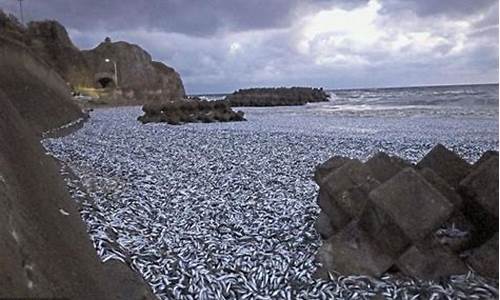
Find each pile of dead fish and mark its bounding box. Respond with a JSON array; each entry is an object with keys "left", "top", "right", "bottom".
[
  {"left": 42, "top": 107, "right": 498, "bottom": 300},
  {"left": 315, "top": 144, "right": 498, "bottom": 282}
]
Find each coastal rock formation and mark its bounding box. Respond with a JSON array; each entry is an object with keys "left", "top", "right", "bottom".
[
  {"left": 0, "top": 14, "right": 83, "bottom": 134},
  {"left": 0, "top": 11, "right": 157, "bottom": 299},
  {"left": 0, "top": 10, "right": 185, "bottom": 106},
  {"left": 78, "top": 38, "right": 185, "bottom": 104},
  {"left": 315, "top": 145, "right": 499, "bottom": 280},
  {"left": 225, "top": 87, "right": 329, "bottom": 107},
  {"left": 138, "top": 99, "right": 246, "bottom": 125}
]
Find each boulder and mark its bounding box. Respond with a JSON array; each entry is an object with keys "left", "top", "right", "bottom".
[
  {"left": 361, "top": 168, "right": 454, "bottom": 256},
  {"left": 417, "top": 144, "right": 472, "bottom": 188},
  {"left": 466, "top": 233, "right": 499, "bottom": 279},
  {"left": 317, "top": 222, "right": 394, "bottom": 277},
  {"left": 396, "top": 235, "right": 468, "bottom": 280},
  {"left": 365, "top": 152, "right": 412, "bottom": 183},
  {"left": 314, "top": 156, "right": 352, "bottom": 184}
]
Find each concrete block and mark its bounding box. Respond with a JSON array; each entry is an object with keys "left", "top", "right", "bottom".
[
  {"left": 317, "top": 190, "right": 351, "bottom": 232},
  {"left": 419, "top": 167, "right": 463, "bottom": 208},
  {"left": 417, "top": 144, "right": 472, "bottom": 188},
  {"left": 460, "top": 156, "right": 498, "bottom": 218},
  {"left": 358, "top": 200, "right": 410, "bottom": 258},
  {"left": 321, "top": 159, "right": 379, "bottom": 220},
  {"left": 316, "top": 221, "right": 394, "bottom": 277},
  {"left": 315, "top": 211, "right": 335, "bottom": 239},
  {"left": 366, "top": 152, "right": 412, "bottom": 183},
  {"left": 459, "top": 156, "right": 498, "bottom": 246},
  {"left": 314, "top": 156, "right": 352, "bottom": 185},
  {"left": 369, "top": 168, "right": 454, "bottom": 242},
  {"left": 435, "top": 210, "right": 474, "bottom": 253},
  {"left": 466, "top": 233, "right": 499, "bottom": 279},
  {"left": 396, "top": 235, "right": 468, "bottom": 280},
  {"left": 473, "top": 150, "right": 498, "bottom": 170}
]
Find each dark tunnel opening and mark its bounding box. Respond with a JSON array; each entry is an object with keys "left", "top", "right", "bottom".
[{"left": 97, "top": 77, "right": 115, "bottom": 88}]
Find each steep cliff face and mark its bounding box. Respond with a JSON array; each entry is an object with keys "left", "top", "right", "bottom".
[
  {"left": 80, "top": 39, "right": 185, "bottom": 103},
  {"left": 0, "top": 35, "right": 83, "bottom": 134},
  {"left": 0, "top": 11, "right": 84, "bottom": 134},
  {"left": 26, "top": 20, "right": 94, "bottom": 88}
]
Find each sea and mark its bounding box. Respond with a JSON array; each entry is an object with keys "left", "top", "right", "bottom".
[{"left": 195, "top": 83, "right": 499, "bottom": 118}]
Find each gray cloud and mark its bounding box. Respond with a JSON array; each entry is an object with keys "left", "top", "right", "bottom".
[
  {"left": 379, "top": 0, "right": 497, "bottom": 17},
  {"left": 0, "top": 0, "right": 364, "bottom": 36},
  {"left": 0, "top": 0, "right": 497, "bottom": 93}
]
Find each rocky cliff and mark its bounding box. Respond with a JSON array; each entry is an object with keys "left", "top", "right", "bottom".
[
  {"left": 0, "top": 11, "right": 157, "bottom": 299},
  {"left": 0, "top": 13, "right": 83, "bottom": 134},
  {"left": 80, "top": 38, "right": 185, "bottom": 104},
  {"left": 0, "top": 10, "right": 185, "bottom": 106}
]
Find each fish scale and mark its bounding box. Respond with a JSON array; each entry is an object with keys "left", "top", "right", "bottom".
[{"left": 42, "top": 106, "right": 498, "bottom": 300}]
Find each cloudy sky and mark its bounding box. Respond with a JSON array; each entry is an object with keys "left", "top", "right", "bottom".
[{"left": 1, "top": 0, "right": 498, "bottom": 93}]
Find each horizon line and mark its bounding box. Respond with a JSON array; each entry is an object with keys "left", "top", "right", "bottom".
[{"left": 188, "top": 82, "right": 499, "bottom": 96}]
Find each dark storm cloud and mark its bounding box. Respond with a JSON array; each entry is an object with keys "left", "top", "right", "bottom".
[
  {"left": 380, "top": 0, "right": 498, "bottom": 17},
  {"left": 2, "top": 0, "right": 275, "bottom": 35},
  {"left": 0, "top": 0, "right": 364, "bottom": 36},
  {"left": 0, "top": 0, "right": 497, "bottom": 93}
]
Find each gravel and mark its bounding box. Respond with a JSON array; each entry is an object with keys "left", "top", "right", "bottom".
[{"left": 42, "top": 105, "right": 498, "bottom": 300}]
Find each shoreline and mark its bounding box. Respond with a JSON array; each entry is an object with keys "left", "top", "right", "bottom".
[
  {"left": 42, "top": 106, "right": 499, "bottom": 299},
  {"left": 42, "top": 111, "right": 90, "bottom": 139}
]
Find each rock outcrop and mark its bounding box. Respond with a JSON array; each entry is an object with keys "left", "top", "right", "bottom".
[
  {"left": 315, "top": 145, "right": 499, "bottom": 280},
  {"left": 0, "top": 13, "right": 83, "bottom": 134},
  {"left": 225, "top": 87, "right": 330, "bottom": 107},
  {"left": 138, "top": 99, "right": 246, "bottom": 125},
  {"left": 0, "top": 10, "right": 185, "bottom": 106},
  {"left": 0, "top": 11, "right": 157, "bottom": 299}
]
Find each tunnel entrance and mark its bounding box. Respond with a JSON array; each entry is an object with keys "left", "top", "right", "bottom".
[{"left": 97, "top": 77, "right": 115, "bottom": 88}]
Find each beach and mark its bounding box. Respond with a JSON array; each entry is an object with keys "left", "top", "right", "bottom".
[{"left": 42, "top": 89, "right": 498, "bottom": 299}]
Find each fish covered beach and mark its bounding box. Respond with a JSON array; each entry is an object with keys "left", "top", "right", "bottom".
[{"left": 42, "top": 85, "right": 499, "bottom": 299}]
